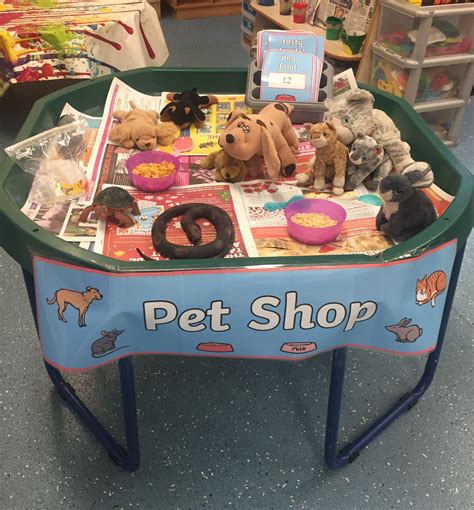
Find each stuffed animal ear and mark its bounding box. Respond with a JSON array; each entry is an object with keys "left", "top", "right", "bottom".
[
  {"left": 166, "top": 92, "right": 182, "bottom": 101},
  {"left": 109, "top": 124, "right": 133, "bottom": 148},
  {"left": 160, "top": 103, "right": 176, "bottom": 122},
  {"left": 261, "top": 128, "right": 281, "bottom": 179},
  {"left": 155, "top": 122, "right": 178, "bottom": 146},
  {"left": 303, "top": 122, "right": 313, "bottom": 132},
  {"left": 346, "top": 89, "right": 374, "bottom": 105},
  {"left": 198, "top": 94, "right": 218, "bottom": 107},
  {"left": 225, "top": 109, "right": 248, "bottom": 128},
  {"left": 404, "top": 168, "right": 428, "bottom": 186},
  {"left": 112, "top": 109, "right": 128, "bottom": 121},
  {"left": 144, "top": 110, "right": 158, "bottom": 122}
]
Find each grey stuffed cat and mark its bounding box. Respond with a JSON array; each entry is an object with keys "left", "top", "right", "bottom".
[
  {"left": 325, "top": 90, "right": 434, "bottom": 188},
  {"left": 345, "top": 134, "right": 393, "bottom": 191},
  {"left": 376, "top": 173, "right": 437, "bottom": 242}
]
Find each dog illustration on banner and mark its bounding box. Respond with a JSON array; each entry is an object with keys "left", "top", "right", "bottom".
[
  {"left": 46, "top": 287, "right": 103, "bottom": 327},
  {"left": 385, "top": 318, "right": 423, "bottom": 343},
  {"left": 91, "top": 329, "right": 128, "bottom": 358},
  {"left": 416, "top": 270, "right": 447, "bottom": 307}
]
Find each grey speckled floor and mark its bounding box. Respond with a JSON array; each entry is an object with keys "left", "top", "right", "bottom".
[{"left": 1, "top": 12, "right": 473, "bottom": 510}]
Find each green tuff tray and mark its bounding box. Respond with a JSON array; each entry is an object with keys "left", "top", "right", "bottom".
[{"left": 0, "top": 68, "right": 472, "bottom": 273}]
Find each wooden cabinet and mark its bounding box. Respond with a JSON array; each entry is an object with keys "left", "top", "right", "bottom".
[
  {"left": 149, "top": 0, "right": 161, "bottom": 19},
  {"left": 163, "top": 0, "right": 241, "bottom": 19}
]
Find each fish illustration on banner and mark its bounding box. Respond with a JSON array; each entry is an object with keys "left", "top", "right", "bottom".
[{"left": 33, "top": 241, "right": 457, "bottom": 371}]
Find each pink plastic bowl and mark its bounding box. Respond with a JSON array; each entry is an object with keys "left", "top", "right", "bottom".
[
  {"left": 284, "top": 199, "right": 347, "bottom": 245},
  {"left": 125, "top": 151, "right": 180, "bottom": 192}
]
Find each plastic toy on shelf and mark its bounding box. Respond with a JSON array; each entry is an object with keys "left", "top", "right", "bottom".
[
  {"left": 378, "top": 20, "right": 472, "bottom": 59},
  {"left": 370, "top": 59, "right": 408, "bottom": 98},
  {"left": 371, "top": 57, "right": 462, "bottom": 103}
]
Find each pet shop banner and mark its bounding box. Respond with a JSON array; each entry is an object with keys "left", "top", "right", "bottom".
[{"left": 33, "top": 240, "right": 456, "bottom": 371}]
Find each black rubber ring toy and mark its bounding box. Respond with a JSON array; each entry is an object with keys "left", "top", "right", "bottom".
[{"left": 138, "top": 203, "right": 235, "bottom": 260}]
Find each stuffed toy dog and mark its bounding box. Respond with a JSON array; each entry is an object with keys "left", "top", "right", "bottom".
[
  {"left": 109, "top": 101, "right": 178, "bottom": 151},
  {"left": 324, "top": 90, "right": 433, "bottom": 188},
  {"left": 219, "top": 102, "right": 299, "bottom": 179},
  {"left": 295, "top": 122, "right": 347, "bottom": 195},
  {"left": 201, "top": 149, "right": 247, "bottom": 183},
  {"left": 160, "top": 88, "right": 218, "bottom": 129},
  {"left": 345, "top": 133, "right": 393, "bottom": 191}
]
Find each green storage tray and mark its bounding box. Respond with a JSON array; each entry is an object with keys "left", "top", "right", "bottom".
[{"left": 0, "top": 67, "right": 472, "bottom": 273}]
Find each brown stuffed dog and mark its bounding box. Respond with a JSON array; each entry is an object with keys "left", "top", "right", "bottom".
[
  {"left": 201, "top": 149, "right": 247, "bottom": 183},
  {"left": 218, "top": 103, "right": 299, "bottom": 179},
  {"left": 109, "top": 101, "right": 178, "bottom": 151}
]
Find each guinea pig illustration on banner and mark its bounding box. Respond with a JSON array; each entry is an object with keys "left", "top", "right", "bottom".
[{"left": 218, "top": 103, "right": 299, "bottom": 179}]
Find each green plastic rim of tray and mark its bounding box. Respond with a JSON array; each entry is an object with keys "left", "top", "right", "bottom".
[{"left": 0, "top": 68, "right": 473, "bottom": 273}]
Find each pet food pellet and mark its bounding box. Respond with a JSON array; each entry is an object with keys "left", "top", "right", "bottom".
[
  {"left": 132, "top": 161, "right": 175, "bottom": 178},
  {"left": 291, "top": 212, "right": 337, "bottom": 228}
]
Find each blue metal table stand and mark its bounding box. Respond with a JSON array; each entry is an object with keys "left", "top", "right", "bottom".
[{"left": 21, "top": 244, "right": 465, "bottom": 473}]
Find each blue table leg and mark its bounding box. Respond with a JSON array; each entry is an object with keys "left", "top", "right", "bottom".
[
  {"left": 324, "top": 245, "right": 466, "bottom": 469},
  {"left": 22, "top": 269, "right": 140, "bottom": 472}
]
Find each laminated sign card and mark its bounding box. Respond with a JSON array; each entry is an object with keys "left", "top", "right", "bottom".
[
  {"left": 260, "top": 51, "right": 323, "bottom": 102},
  {"left": 257, "top": 30, "right": 325, "bottom": 68}
]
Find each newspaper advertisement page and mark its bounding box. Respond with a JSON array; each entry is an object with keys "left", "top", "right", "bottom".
[
  {"left": 316, "top": 0, "right": 375, "bottom": 32},
  {"left": 231, "top": 180, "right": 394, "bottom": 257},
  {"left": 81, "top": 77, "right": 164, "bottom": 204}
]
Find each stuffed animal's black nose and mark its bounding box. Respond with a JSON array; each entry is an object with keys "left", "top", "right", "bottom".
[
  {"left": 226, "top": 134, "right": 235, "bottom": 144},
  {"left": 145, "top": 142, "right": 151, "bottom": 147}
]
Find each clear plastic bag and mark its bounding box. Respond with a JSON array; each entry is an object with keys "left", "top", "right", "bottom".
[{"left": 5, "top": 120, "right": 88, "bottom": 205}]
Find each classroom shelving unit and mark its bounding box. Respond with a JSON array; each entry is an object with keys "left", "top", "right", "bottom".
[
  {"left": 241, "top": 0, "right": 257, "bottom": 50},
  {"left": 369, "top": 0, "right": 474, "bottom": 146},
  {"left": 241, "top": 1, "right": 363, "bottom": 62}
]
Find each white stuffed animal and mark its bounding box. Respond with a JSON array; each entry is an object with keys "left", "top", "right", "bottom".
[{"left": 324, "top": 90, "right": 433, "bottom": 188}]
